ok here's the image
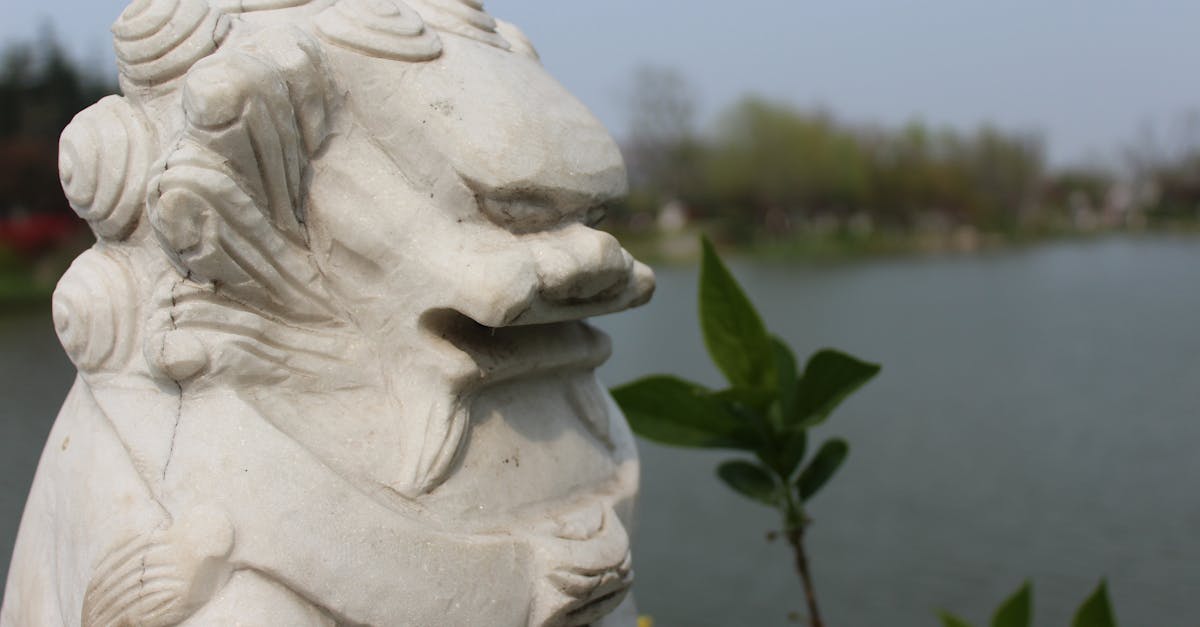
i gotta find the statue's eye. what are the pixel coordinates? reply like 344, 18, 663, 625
585, 206, 608, 229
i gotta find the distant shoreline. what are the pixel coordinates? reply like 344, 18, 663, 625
5, 227, 1200, 306
612, 224, 1200, 266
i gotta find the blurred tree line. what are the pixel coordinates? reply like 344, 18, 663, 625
0, 34, 113, 218
616, 67, 1200, 253
2, 44, 1200, 268
0, 35, 113, 299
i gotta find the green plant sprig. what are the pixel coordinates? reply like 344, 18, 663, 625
612, 235, 880, 627
939, 579, 1118, 627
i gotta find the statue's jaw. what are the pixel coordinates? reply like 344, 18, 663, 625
237, 315, 625, 505
387, 314, 619, 501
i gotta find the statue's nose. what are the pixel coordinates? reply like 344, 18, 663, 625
532, 223, 633, 305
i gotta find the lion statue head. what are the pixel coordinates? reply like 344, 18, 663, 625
3, 1, 653, 625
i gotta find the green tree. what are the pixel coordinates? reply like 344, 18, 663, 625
703, 98, 870, 237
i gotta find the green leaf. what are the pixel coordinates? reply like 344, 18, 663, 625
710, 388, 776, 459
1071, 580, 1117, 627
773, 427, 808, 479
710, 386, 775, 416
612, 376, 753, 449
771, 336, 798, 428
792, 349, 881, 428
712, 383, 807, 478
938, 612, 976, 627
717, 460, 779, 506
699, 236, 775, 390
766, 337, 807, 477
796, 438, 849, 501
991, 581, 1032, 627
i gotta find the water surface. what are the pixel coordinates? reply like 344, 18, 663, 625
3, 236, 1199, 625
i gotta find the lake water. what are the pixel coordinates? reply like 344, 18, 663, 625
3, 236, 1199, 625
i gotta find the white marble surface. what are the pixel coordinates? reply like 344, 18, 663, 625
1, 1, 653, 624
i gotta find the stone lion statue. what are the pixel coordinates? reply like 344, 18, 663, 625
0, 0, 654, 624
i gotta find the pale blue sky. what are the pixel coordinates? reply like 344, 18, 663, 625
3, 0, 1198, 166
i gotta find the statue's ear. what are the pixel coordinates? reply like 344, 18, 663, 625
148, 28, 339, 322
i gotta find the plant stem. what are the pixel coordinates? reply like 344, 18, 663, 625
786, 524, 824, 627
781, 488, 823, 627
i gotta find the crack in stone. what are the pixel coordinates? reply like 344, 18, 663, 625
162, 279, 185, 482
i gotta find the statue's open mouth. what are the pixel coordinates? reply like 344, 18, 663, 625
421, 308, 613, 389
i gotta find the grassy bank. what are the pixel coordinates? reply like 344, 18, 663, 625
4, 225, 1198, 307
0, 238, 87, 307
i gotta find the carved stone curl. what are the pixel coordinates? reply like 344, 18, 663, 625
59, 96, 152, 241
2, 2, 653, 626
53, 249, 141, 375
113, 0, 231, 87
409, 0, 511, 50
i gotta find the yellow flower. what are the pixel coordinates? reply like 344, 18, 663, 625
637, 617, 655, 627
